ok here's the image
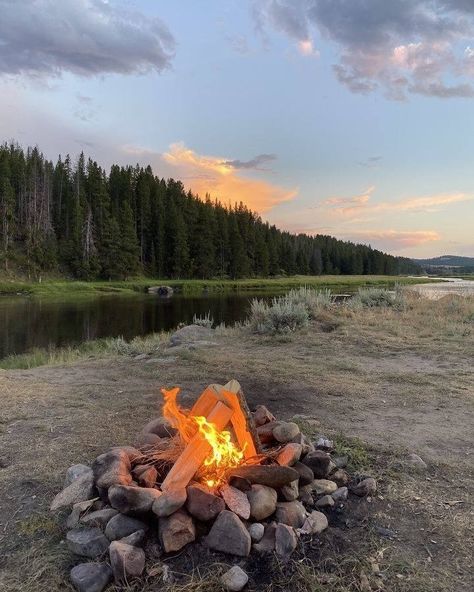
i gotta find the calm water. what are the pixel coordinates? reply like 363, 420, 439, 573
0, 292, 277, 359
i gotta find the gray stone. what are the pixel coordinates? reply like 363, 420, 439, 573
152, 488, 187, 517
280, 480, 299, 501
220, 484, 251, 520
109, 541, 145, 582
332, 455, 348, 469
253, 523, 276, 553
65, 464, 93, 487
169, 324, 213, 346
108, 484, 162, 515
332, 487, 349, 502
80, 508, 118, 527
206, 510, 251, 557
119, 529, 146, 547
110, 446, 142, 463
66, 528, 109, 558
70, 562, 112, 592
315, 495, 335, 508
105, 514, 148, 541
275, 523, 297, 557
331, 469, 349, 486
248, 522, 265, 542
66, 499, 97, 528
275, 501, 306, 528
134, 353, 148, 360
132, 464, 158, 488
404, 453, 428, 471
142, 417, 177, 438
51, 472, 95, 511
186, 484, 225, 521
314, 436, 334, 451
247, 484, 277, 521
298, 510, 328, 535
221, 565, 249, 591
351, 477, 377, 497
273, 422, 300, 443
312, 479, 338, 495
298, 484, 314, 506
253, 405, 276, 426
159, 508, 196, 553
292, 461, 314, 486
276, 443, 303, 467
301, 451, 331, 479
134, 432, 162, 450
92, 450, 132, 490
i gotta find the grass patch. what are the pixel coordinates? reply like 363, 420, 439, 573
333, 434, 374, 472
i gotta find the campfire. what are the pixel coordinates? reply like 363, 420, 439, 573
51, 379, 377, 591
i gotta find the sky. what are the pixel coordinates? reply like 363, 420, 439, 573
0, 0, 473, 258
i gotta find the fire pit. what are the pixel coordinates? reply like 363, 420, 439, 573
51, 380, 377, 591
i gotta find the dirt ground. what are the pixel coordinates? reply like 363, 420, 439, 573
0, 295, 473, 591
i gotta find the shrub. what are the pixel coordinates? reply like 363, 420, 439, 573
349, 287, 404, 309
192, 311, 214, 328
285, 286, 333, 318
248, 296, 309, 334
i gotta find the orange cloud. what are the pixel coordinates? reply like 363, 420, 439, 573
340, 229, 440, 250
162, 143, 297, 213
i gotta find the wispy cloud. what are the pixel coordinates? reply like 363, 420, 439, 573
339, 229, 441, 250
358, 155, 382, 168
222, 153, 277, 170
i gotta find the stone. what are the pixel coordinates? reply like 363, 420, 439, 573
301, 451, 331, 479
292, 461, 314, 486
247, 484, 277, 521
159, 508, 196, 553
275, 523, 297, 557
275, 501, 306, 528
51, 472, 95, 511
289, 432, 315, 455
66, 528, 109, 558
331, 469, 350, 486
92, 450, 132, 490
142, 417, 177, 439
108, 484, 162, 515
152, 488, 187, 517
134, 432, 162, 450
298, 484, 314, 506
132, 465, 158, 488
280, 480, 299, 501
227, 465, 299, 488
257, 421, 281, 444
332, 487, 348, 503
351, 477, 377, 497
404, 453, 428, 471
119, 529, 146, 547
276, 443, 303, 467
221, 566, 249, 592
70, 562, 112, 592
248, 522, 265, 542
253, 523, 276, 553
65, 464, 93, 487
105, 514, 148, 541
253, 405, 276, 426
315, 495, 335, 508
298, 511, 328, 535
312, 479, 338, 495
332, 455, 348, 469
66, 499, 97, 528
81, 508, 118, 527
109, 541, 145, 582
206, 510, 251, 557
169, 324, 213, 346
186, 484, 225, 522
110, 446, 142, 463
228, 476, 252, 492
220, 484, 251, 520
314, 436, 334, 451
273, 422, 300, 443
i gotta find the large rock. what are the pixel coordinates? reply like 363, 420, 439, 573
109, 541, 145, 582
315, 495, 335, 508
312, 479, 338, 495
65, 464, 93, 487
142, 417, 177, 439
81, 508, 118, 527
169, 324, 213, 346
292, 461, 314, 486
275, 501, 306, 528
275, 523, 297, 557
331, 469, 349, 486
159, 508, 196, 553
66, 528, 109, 558
253, 405, 276, 426
206, 510, 251, 557
247, 484, 277, 521
110, 446, 142, 463
273, 422, 300, 443
51, 472, 95, 511
92, 450, 132, 490
66, 499, 97, 528
351, 477, 377, 497
70, 562, 112, 592
220, 484, 250, 520
256, 421, 281, 444
105, 514, 148, 541
186, 484, 225, 521
134, 432, 162, 451
152, 488, 187, 517
132, 465, 158, 488
227, 465, 299, 488
108, 485, 162, 515
221, 565, 249, 592
298, 510, 328, 535
301, 451, 331, 479
277, 443, 302, 467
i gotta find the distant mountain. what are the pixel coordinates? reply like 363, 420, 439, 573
414, 255, 474, 267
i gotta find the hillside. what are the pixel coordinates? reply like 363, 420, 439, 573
414, 255, 474, 267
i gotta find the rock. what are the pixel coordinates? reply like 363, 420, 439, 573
298, 511, 328, 535
276, 443, 302, 467
253, 523, 276, 553
105, 514, 148, 541
312, 479, 338, 495
132, 465, 158, 488
227, 465, 299, 488
298, 484, 314, 506
248, 522, 265, 542
253, 405, 276, 426
142, 417, 177, 439
314, 436, 334, 451
280, 480, 299, 501
220, 484, 251, 520
256, 421, 281, 444
65, 464, 93, 487
134, 432, 162, 450
315, 495, 335, 508
81, 508, 118, 527
110, 446, 142, 463
292, 461, 314, 486
247, 484, 277, 521
119, 530, 146, 547
186, 484, 225, 521
275, 501, 306, 528
331, 469, 349, 486
404, 453, 428, 471
301, 451, 331, 478
228, 476, 252, 492
289, 432, 315, 455
70, 562, 112, 592
66, 528, 109, 558
275, 523, 297, 557
51, 472, 95, 511
207, 510, 251, 557
332, 455, 348, 469
170, 324, 213, 346
332, 487, 348, 502
109, 541, 145, 582
159, 508, 196, 553
66, 499, 97, 528
92, 450, 132, 490
108, 485, 162, 515
152, 488, 187, 517
273, 422, 300, 443
351, 477, 377, 497
221, 566, 249, 592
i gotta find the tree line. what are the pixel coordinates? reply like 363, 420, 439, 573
0, 142, 420, 280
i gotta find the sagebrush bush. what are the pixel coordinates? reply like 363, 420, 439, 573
248, 296, 309, 334
349, 287, 405, 309
192, 311, 214, 328
285, 286, 333, 318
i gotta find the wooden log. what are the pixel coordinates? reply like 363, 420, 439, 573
161, 401, 234, 492
225, 464, 299, 488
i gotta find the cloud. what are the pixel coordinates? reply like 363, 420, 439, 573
253, 0, 474, 99
340, 229, 441, 250
297, 39, 319, 57
0, 0, 175, 78
357, 156, 383, 168
222, 153, 277, 170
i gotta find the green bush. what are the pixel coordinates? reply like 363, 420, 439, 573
350, 287, 404, 309
248, 296, 309, 334
285, 286, 333, 318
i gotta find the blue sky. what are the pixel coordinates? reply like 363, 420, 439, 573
0, 0, 473, 256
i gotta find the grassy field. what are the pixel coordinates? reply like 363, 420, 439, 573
0, 291, 472, 591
